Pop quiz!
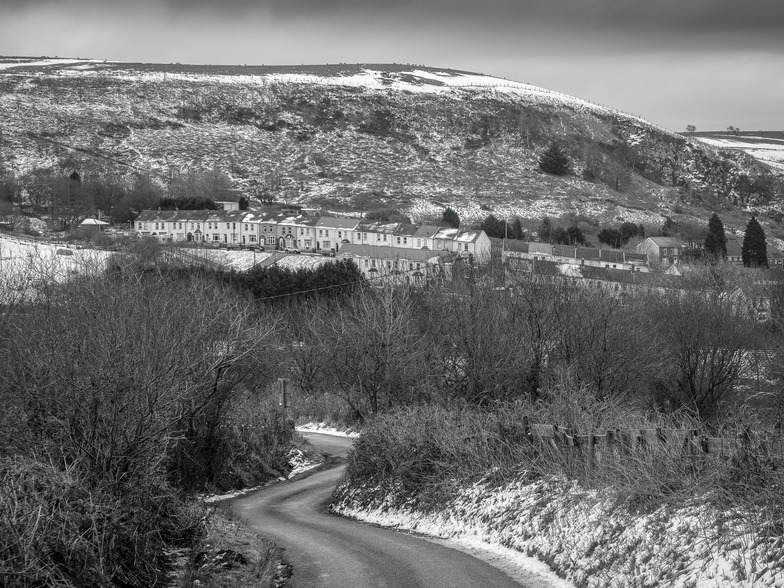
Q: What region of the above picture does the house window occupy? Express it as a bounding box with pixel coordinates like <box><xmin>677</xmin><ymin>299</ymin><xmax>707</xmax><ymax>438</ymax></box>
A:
<box><xmin>305</xmin><ymin>239</ymin><xmax>311</xmax><ymax>248</ymax></box>
<box><xmin>249</xmin><ymin>235</ymin><xmax>256</xmax><ymax>242</ymax></box>
<box><xmin>403</xmin><ymin>238</ymin><xmax>407</xmax><ymax>244</ymax></box>
<box><xmin>417</xmin><ymin>239</ymin><xmax>422</xmax><ymax>247</ymax></box>
<box><xmin>464</xmin><ymin>244</ymin><xmax>469</xmax><ymax>251</ymax></box>
<box><xmin>396</xmin><ymin>237</ymin><xmax>401</xmax><ymax>244</ymax></box>
<box><xmin>383</xmin><ymin>234</ymin><xmax>387</xmax><ymax>241</ymax></box>
<box><xmin>324</xmin><ymin>240</ymin><xmax>331</xmax><ymax>249</ymax></box>
<box><xmin>266</xmin><ymin>236</ymin><xmax>276</xmax><ymax>245</ymax></box>
<box><xmin>364</xmin><ymin>259</ymin><xmax>369</xmax><ymax>267</ymax></box>
<box><xmin>338</xmin><ymin>231</ymin><xmax>342</xmax><ymax>238</ymax></box>
<box><xmin>437</xmin><ymin>241</ymin><xmax>443</xmax><ymax>249</ymax></box>
<box><xmin>226</xmin><ymin>223</ymin><xmax>231</xmax><ymax>229</ymax></box>
<box><xmin>319</xmin><ymin>229</ymin><xmax>323</xmax><ymax>236</ymax></box>
<box><xmin>213</xmin><ymin>234</ymin><xmax>220</xmax><ymax>241</ymax></box>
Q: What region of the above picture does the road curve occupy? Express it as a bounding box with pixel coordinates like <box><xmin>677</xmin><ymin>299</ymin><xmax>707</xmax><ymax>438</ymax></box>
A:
<box><xmin>229</xmin><ymin>431</ymin><xmax>525</xmax><ymax>588</ymax></box>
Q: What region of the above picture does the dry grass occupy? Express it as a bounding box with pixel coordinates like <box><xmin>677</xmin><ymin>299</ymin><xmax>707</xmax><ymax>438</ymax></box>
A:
<box><xmin>340</xmin><ymin>399</ymin><xmax>784</xmax><ymax>545</ymax></box>
<box><xmin>179</xmin><ymin>509</ymin><xmax>282</xmax><ymax>588</ymax></box>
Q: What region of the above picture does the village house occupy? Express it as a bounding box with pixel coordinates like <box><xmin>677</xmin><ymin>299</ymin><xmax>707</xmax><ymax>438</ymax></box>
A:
<box><xmin>452</xmin><ymin>229</ymin><xmax>493</xmax><ymax>263</ymax></box>
<box><xmin>637</xmin><ymin>237</ymin><xmax>683</xmax><ymax>268</ymax></box>
<box><xmin>393</xmin><ymin>223</ymin><xmax>418</xmax><ymax>249</ymax></box>
<box><xmin>355</xmin><ymin>220</ymin><xmax>398</xmax><ymax>247</ymax></box>
<box><xmin>412</xmin><ymin>225</ymin><xmax>440</xmax><ymax>250</ymax></box>
<box><xmin>315</xmin><ymin>217</ymin><xmax>360</xmax><ymax>253</ymax></box>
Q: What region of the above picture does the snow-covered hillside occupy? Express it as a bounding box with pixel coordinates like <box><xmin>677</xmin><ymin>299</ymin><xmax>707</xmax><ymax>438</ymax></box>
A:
<box><xmin>1</xmin><ymin>57</ymin><xmax>782</xmax><ymax>232</ymax></box>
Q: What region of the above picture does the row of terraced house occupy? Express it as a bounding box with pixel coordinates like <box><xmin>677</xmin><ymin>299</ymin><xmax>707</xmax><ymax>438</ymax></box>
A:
<box><xmin>133</xmin><ymin>209</ymin><xmax>492</xmax><ymax>282</ymax></box>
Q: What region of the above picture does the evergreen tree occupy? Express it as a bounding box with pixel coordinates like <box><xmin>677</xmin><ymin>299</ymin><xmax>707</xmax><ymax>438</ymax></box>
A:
<box><xmin>598</xmin><ymin>228</ymin><xmax>623</xmax><ymax>248</ymax></box>
<box><xmin>619</xmin><ymin>222</ymin><xmax>643</xmax><ymax>244</ymax></box>
<box><xmin>741</xmin><ymin>216</ymin><xmax>768</xmax><ymax>267</ymax></box>
<box><xmin>538</xmin><ymin>143</ymin><xmax>571</xmax><ymax>175</ymax></box>
<box><xmin>480</xmin><ymin>214</ymin><xmax>506</xmax><ymax>239</ymax></box>
<box><xmin>442</xmin><ymin>207</ymin><xmax>460</xmax><ymax>228</ymax></box>
<box><xmin>704</xmin><ymin>213</ymin><xmax>727</xmax><ymax>261</ymax></box>
<box><xmin>510</xmin><ymin>218</ymin><xmax>525</xmax><ymax>240</ymax></box>
<box><xmin>538</xmin><ymin>217</ymin><xmax>552</xmax><ymax>242</ymax></box>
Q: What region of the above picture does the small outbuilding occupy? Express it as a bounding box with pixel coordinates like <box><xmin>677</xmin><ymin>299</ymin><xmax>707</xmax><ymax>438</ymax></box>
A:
<box><xmin>79</xmin><ymin>218</ymin><xmax>109</xmax><ymax>232</ymax></box>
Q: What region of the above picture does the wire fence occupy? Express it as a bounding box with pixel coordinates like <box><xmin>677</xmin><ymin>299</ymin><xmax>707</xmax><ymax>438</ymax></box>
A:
<box><xmin>527</xmin><ymin>419</ymin><xmax>784</xmax><ymax>460</ymax></box>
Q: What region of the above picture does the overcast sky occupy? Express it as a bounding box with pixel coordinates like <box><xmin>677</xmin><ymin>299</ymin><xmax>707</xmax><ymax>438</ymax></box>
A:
<box><xmin>2</xmin><ymin>0</ymin><xmax>783</xmax><ymax>132</ymax></box>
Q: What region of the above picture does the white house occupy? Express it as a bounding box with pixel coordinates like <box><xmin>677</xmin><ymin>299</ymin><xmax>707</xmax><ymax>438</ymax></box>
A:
<box><xmin>315</xmin><ymin>217</ymin><xmax>360</xmax><ymax>252</ymax></box>
<box><xmin>453</xmin><ymin>229</ymin><xmax>492</xmax><ymax>263</ymax></box>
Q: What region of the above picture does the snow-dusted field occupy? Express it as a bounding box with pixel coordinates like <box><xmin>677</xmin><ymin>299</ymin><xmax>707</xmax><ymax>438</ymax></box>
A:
<box><xmin>0</xmin><ymin>234</ymin><xmax>112</xmax><ymax>300</ymax></box>
<box><xmin>695</xmin><ymin>135</ymin><xmax>784</xmax><ymax>172</ymax></box>
<box><xmin>334</xmin><ymin>478</ymin><xmax>784</xmax><ymax>588</ymax></box>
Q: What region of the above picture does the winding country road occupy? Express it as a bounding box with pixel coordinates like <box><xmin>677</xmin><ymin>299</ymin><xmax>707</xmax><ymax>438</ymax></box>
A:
<box><xmin>229</xmin><ymin>431</ymin><xmax>527</xmax><ymax>587</ymax></box>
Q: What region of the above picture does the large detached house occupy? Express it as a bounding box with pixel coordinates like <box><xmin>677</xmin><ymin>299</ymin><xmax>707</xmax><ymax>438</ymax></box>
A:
<box><xmin>637</xmin><ymin>237</ymin><xmax>683</xmax><ymax>267</ymax></box>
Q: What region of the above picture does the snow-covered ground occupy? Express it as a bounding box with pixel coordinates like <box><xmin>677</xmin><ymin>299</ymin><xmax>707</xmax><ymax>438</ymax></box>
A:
<box><xmin>695</xmin><ymin>136</ymin><xmax>784</xmax><ymax>172</ymax></box>
<box><xmin>0</xmin><ymin>234</ymin><xmax>112</xmax><ymax>300</ymax></box>
<box><xmin>295</xmin><ymin>422</ymin><xmax>361</xmax><ymax>438</ymax></box>
<box><xmin>334</xmin><ymin>477</ymin><xmax>784</xmax><ymax>588</ymax></box>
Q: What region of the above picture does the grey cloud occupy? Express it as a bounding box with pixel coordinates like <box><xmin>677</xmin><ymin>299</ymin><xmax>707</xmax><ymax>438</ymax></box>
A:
<box><xmin>169</xmin><ymin>0</ymin><xmax>784</xmax><ymax>32</ymax></box>
<box><xmin>5</xmin><ymin>0</ymin><xmax>784</xmax><ymax>34</ymax></box>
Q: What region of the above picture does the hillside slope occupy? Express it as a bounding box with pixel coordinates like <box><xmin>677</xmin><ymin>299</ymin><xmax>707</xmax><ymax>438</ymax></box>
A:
<box><xmin>1</xmin><ymin>57</ymin><xmax>782</xmax><ymax>232</ymax></box>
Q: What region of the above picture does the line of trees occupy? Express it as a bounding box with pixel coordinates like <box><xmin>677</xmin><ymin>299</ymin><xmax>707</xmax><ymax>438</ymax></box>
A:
<box><xmin>0</xmin><ymin>166</ymin><xmax>238</xmax><ymax>228</ymax></box>
<box><xmin>281</xmin><ymin>263</ymin><xmax>783</xmax><ymax>427</ymax></box>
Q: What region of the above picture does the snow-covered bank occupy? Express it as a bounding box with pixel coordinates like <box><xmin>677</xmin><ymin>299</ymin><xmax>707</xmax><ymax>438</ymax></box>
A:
<box><xmin>333</xmin><ymin>477</ymin><xmax>784</xmax><ymax>588</ymax></box>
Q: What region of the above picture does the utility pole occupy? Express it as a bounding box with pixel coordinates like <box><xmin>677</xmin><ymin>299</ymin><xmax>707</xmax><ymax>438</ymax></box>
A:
<box><xmin>278</xmin><ymin>377</ymin><xmax>293</xmax><ymax>429</ymax></box>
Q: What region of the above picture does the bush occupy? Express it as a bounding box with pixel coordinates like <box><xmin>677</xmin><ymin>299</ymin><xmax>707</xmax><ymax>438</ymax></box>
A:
<box><xmin>173</xmin><ymin>393</ymin><xmax>294</xmax><ymax>492</ymax></box>
<box><xmin>0</xmin><ymin>457</ymin><xmax>202</xmax><ymax>588</ymax></box>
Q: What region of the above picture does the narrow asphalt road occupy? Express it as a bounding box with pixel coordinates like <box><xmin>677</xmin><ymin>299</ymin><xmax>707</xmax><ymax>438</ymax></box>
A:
<box><xmin>229</xmin><ymin>431</ymin><xmax>526</xmax><ymax>588</ymax></box>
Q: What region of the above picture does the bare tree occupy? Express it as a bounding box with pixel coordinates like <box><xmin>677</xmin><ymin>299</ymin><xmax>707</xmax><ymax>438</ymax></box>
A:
<box><xmin>648</xmin><ymin>285</ymin><xmax>757</xmax><ymax>424</ymax></box>
<box><xmin>0</xmin><ymin>267</ymin><xmax>276</xmax><ymax>487</ymax></box>
<box><xmin>316</xmin><ymin>287</ymin><xmax>425</xmax><ymax>419</ymax></box>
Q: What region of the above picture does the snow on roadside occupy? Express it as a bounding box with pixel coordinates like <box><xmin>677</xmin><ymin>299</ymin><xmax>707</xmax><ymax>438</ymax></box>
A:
<box><xmin>333</xmin><ymin>477</ymin><xmax>784</xmax><ymax>588</ymax></box>
<box><xmin>295</xmin><ymin>423</ymin><xmax>361</xmax><ymax>438</ymax></box>
<box><xmin>200</xmin><ymin>447</ymin><xmax>323</xmax><ymax>503</ymax></box>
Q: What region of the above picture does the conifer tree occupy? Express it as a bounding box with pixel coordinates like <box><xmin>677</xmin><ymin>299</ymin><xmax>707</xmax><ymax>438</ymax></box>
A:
<box><xmin>442</xmin><ymin>207</ymin><xmax>460</xmax><ymax>228</ymax></box>
<box><xmin>741</xmin><ymin>216</ymin><xmax>768</xmax><ymax>267</ymax></box>
<box><xmin>538</xmin><ymin>143</ymin><xmax>571</xmax><ymax>175</ymax></box>
<box><xmin>704</xmin><ymin>213</ymin><xmax>727</xmax><ymax>261</ymax></box>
